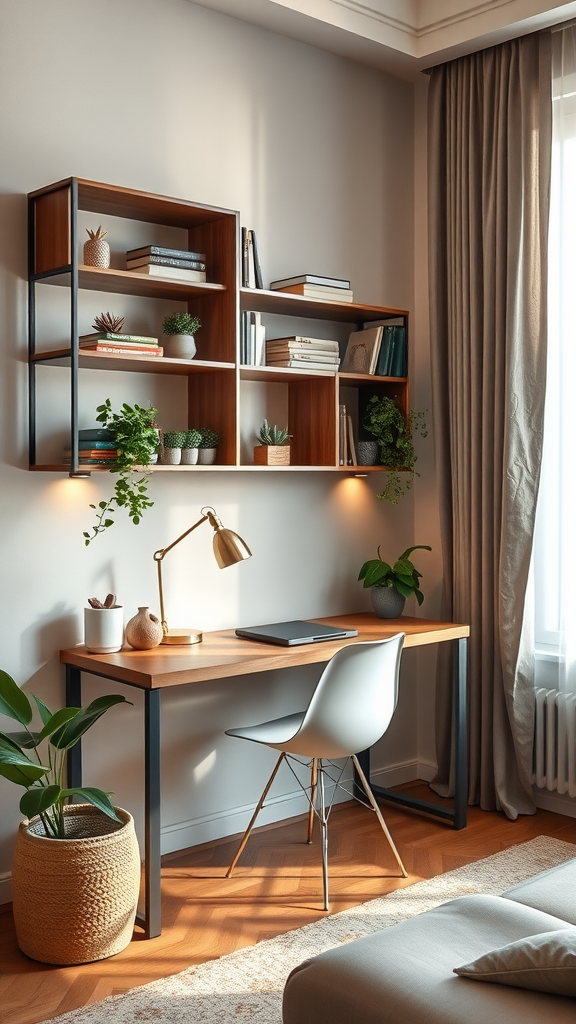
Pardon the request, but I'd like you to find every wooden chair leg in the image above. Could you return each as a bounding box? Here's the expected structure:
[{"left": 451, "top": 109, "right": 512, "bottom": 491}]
[
  {"left": 307, "top": 757, "right": 318, "bottom": 843},
  {"left": 226, "top": 753, "right": 285, "bottom": 877},
  {"left": 351, "top": 754, "right": 407, "bottom": 878},
  {"left": 319, "top": 761, "right": 329, "bottom": 911}
]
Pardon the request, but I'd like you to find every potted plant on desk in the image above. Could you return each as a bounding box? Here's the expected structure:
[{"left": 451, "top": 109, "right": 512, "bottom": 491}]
[
  {"left": 0, "top": 669, "right": 139, "bottom": 964},
  {"left": 358, "top": 544, "right": 431, "bottom": 618}
]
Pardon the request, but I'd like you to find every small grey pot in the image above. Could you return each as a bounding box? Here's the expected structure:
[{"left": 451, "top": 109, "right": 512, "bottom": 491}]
[
  {"left": 370, "top": 586, "right": 406, "bottom": 619},
  {"left": 356, "top": 440, "right": 379, "bottom": 466},
  {"left": 180, "top": 447, "right": 199, "bottom": 465},
  {"left": 198, "top": 448, "right": 217, "bottom": 465},
  {"left": 160, "top": 447, "right": 181, "bottom": 465}
]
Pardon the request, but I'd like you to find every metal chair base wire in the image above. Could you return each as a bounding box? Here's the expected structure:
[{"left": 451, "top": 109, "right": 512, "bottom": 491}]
[{"left": 226, "top": 753, "right": 407, "bottom": 910}]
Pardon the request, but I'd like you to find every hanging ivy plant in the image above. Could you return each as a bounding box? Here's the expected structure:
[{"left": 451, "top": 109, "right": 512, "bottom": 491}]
[
  {"left": 362, "top": 395, "right": 427, "bottom": 504},
  {"left": 83, "top": 400, "right": 159, "bottom": 545}
]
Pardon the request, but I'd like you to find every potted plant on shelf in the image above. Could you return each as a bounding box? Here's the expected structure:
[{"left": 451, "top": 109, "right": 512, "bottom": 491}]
[
  {"left": 254, "top": 419, "right": 292, "bottom": 466},
  {"left": 362, "top": 395, "right": 427, "bottom": 503},
  {"left": 181, "top": 427, "right": 202, "bottom": 465},
  {"left": 162, "top": 311, "right": 201, "bottom": 360},
  {"left": 83, "top": 400, "right": 159, "bottom": 545},
  {"left": 161, "top": 430, "right": 186, "bottom": 465},
  {"left": 0, "top": 669, "right": 138, "bottom": 965},
  {"left": 358, "top": 544, "right": 431, "bottom": 618},
  {"left": 198, "top": 427, "right": 220, "bottom": 465}
]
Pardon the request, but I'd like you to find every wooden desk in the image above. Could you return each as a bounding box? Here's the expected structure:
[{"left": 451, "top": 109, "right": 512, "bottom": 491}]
[{"left": 61, "top": 613, "right": 469, "bottom": 938}]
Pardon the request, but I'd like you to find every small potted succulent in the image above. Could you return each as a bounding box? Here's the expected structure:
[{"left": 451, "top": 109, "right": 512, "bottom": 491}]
[
  {"left": 198, "top": 427, "right": 220, "bottom": 465},
  {"left": 180, "top": 427, "right": 203, "bottom": 465},
  {"left": 358, "top": 544, "right": 431, "bottom": 618},
  {"left": 161, "top": 430, "right": 186, "bottom": 465},
  {"left": 254, "top": 419, "right": 292, "bottom": 466},
  {"left": 162, "top": 312, "right": 201, "bottom": 360}
]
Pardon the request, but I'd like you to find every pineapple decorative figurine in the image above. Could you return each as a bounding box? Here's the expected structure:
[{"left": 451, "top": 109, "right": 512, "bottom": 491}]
[
  {"left": 84, "top": 226, "right": 110, "bottom": 268},
  {"left": 254, "top": 419, "right": 292, "bottom": 466}
]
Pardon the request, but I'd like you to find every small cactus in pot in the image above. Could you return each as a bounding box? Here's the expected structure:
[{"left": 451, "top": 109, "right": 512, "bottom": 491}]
[
  {"left": 162, "top": 312, "right": 201, "bottom": 360},
  {"left": 198, "top": 427, "right": 220, "bottom": 465},
  {"left": 160, "top": 430, "right": 186, "bottom": 465},
  {"left": 181, "top": 427, "right": 202, "bottom": 465},
  {"left": 254, "top": 419, "right": 292, "bottom": 466}
]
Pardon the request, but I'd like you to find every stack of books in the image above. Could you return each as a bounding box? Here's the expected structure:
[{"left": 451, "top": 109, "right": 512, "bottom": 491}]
[
  {"left": 270, "top": 274, "right": 353, "bottom": 303},
  {"left": 125, "top": 245, "right": 207, "bottom": 283},
  {"left": 63, "top": 429, "right": 118, "bottom": 467},
  {"left": 265, "top": 336, "right": 340, "bottom": 371},
  {"left": 79, "top": 332, "right": 163, "bottom": 357}
]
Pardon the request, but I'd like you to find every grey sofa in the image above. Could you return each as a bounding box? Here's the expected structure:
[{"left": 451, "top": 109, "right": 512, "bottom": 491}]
[{"left": 283, "top": 858, "right": 576, "bottom": 1024}]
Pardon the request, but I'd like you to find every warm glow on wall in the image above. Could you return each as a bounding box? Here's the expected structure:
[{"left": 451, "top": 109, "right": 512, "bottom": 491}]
[{"left": 45, "top": 475, "right": 98, "bottom": 510}]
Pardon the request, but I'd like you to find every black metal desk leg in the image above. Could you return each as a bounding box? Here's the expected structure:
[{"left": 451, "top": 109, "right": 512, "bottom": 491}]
[
  {"left": 143, "top": 688, "right": 162, "bottom": 939},
  {"left": 66, "top": 665, "right": 82, "bottom": 789},
  {"left": 453, "top": 637, "right": 468, "bottom": 830}
]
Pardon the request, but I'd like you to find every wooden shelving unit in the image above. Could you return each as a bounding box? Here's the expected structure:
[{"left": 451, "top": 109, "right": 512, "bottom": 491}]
[{"left": 28, "top": 177, "right": 409, "bottom": 475}]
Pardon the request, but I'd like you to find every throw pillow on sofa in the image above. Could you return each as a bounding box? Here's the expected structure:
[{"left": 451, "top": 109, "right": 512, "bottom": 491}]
[{"left": 454, "top": 927, "right": 576, "bottom": 997}]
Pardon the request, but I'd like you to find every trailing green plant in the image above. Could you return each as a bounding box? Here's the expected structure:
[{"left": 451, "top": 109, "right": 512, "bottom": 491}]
[
  {"left": 358, "top": 544, "right": 431, "bottom": 605},
  {"left": 0, "top": 669, "right": 131, "bottom": 839},
  {"left": 163, "top": 430, "right": 186, "bottom": 449},
  {"left": 257, "top": 419, "right": 291, "bottom": 446},
  {"left": 362, "top": 395, "right": 427, "bottom": 504},
  {"left": 198, "top": 427, "right": 220, "bottom": 448},
  {"left": 83, "top": 400, "right": 158, "bottom": 545},
  {"left": 162, "top": 312, "right": 201, "bottom": 336},
  {"left": 183, "top": 428, "right": 202, "bottom": 449}
]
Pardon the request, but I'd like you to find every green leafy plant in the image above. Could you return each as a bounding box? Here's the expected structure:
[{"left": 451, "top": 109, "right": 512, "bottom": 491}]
[
  {"left": 162, "top": 312, "right": 201, "bottom": 336},
  {"left": 362, "top": 395, "right": 427, "bottom": 504},
  {"left": 83, "top": 400, "right": 159, "bottom": 545},
  {"left": 198, "top": 427, "right": 220, "bottom": 448},
  {"left": 183, "top": 428, "right": 202, "bottom": 449},
  {"left": 358, "top": 544, "right": 431, "bottom": 605},
  {"left": 0, "top": 669, "right": 131, "bottom": 839},
  {"left": 162, "top": 430, "right": 186, "bottom": 449},
  {"left": 257, "top": 419, "right": 291, "bottom": 446}
]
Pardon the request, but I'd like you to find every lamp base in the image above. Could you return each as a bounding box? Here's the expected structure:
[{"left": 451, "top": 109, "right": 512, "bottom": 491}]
[{"left": 160, "top": 628, "right": 203, "bottom": 645}]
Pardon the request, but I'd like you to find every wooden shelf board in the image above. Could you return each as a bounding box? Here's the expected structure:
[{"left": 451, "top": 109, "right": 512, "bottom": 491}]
[
  {"left": 240, "top": 288, "right": 408, "bottom": 323},
  {"left": 39, "top": 266, "right": 226, "bottom": 300},
  {"left": 338, "top": 372, "right": 408, "bottom": 385},
  {"left": 32, "top": 350, "right": 234, "bottom": 375},
  {"left": 29, "top": 463, "right": 385, "bottom": 473},
  {"left": 240, "top": 364, "right": 336, "bottom": 382}
]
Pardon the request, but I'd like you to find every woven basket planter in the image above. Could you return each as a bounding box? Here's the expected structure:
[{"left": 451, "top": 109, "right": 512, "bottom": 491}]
[{"left": 12, "top": 803, "right": 140, "bottom": 965}]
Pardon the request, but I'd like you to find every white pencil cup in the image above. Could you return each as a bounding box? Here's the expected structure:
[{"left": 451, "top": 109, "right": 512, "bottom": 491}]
[{"left": 84, "top": 606, "right": 124, "bottom": 654}]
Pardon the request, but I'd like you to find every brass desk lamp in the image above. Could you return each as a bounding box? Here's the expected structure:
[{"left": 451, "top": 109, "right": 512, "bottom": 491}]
[{"left": 153, "top": 506, "right": 251, "bottom": 645}]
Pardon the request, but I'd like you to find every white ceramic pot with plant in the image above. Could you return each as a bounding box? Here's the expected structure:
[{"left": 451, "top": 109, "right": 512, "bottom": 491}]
[
  {"left": 253, "top": 419, "right": 292, "bottom": 465},
  {"left": 180, "top": 428, "right": 202, "bottom": 465},
  {"left": 0, "top": 669, "right": 138, "bottom": 965},
  {"left": 357, "top": 544, "right": 431, "bottom": 618},
  {"left": 161, "top": 430, "right": 185, "bottom": 465},
  {"left": 84, "top": 592, "right": 124, "bottom": 653},
  {"left": 162, "top": 312, "right": 201, "bottom": 360},
  {"left": 198, "top": 428, "right": 220, "bottom": 465}
]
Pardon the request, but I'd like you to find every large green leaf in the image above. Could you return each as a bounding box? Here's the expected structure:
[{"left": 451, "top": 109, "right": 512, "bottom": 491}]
[
  {"left": 50, "top": 695, "right": 130, "bottom": 750},
  {"left": 33, "top": 695, "right": 53, "bottom": 726},
  {"left": 361, "top": 561, "right": 392, "bottom": 588},
  {"left": 3, "top": 729, "right": 43, "bottom": 749},
  {"left": 60, "top": 787, "right": 121, "bottom": 822},
  {"left": 20, "top": 785, "right": 61, "bottom": 819},
  {"left": 0, "top": 735, "right": 49, "bottom": 784},
  {"left": 36, "top": 707, "right": 81, "bottom": 743},
  {"left": 0, "top": 670, "right": 32, "bottom": 725}
]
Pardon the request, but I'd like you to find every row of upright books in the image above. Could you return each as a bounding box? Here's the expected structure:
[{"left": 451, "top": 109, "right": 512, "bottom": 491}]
[
  {"left": 125, "top": 244, "right": 207, "bottom": 283},
  {"left": 341, "top": 323, "right": 407, "bottom": 378},
  {"left": 270, "top": 274, "right": 353, "bottom": 303}
]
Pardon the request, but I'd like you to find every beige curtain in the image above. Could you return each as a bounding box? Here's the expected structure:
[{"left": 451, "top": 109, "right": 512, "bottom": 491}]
[{"left": 428, "top": 32, "right": 552, "bottom": 818}]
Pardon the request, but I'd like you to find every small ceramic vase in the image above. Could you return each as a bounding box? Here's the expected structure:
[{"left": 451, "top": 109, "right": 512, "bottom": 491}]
[
  {"left": 198, "top": 447, "right": 217, "bottom": 465},
  {"left": 125, "top": 607, "right": 164, "bottom": 650},
  {"left": 84, "top": 606, "right": 124, "bottom": 653},
  {"left": 164, "top": 334, "right": 196, "bottom": 360},
  {"left": 180, "top": 447, "right": 199, "bottom": 465},
  {"left": 370, "top": 586, "right": 406, "bottom": 619},
  {"left": 356, "top": 440, "right": 379, "bottom": 466}
]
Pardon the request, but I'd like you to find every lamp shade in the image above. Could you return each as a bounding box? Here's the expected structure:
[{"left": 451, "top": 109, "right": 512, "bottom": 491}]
[{"left": 212, "top": 525, "right": 252, "bottom": 568}]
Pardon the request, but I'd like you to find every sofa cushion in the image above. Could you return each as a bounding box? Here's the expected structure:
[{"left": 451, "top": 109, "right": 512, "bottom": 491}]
[
  {"left": 502, "top": 856, "right": 576, "bottom": 924},
  {"left": 283, "top": 894, "right": 575, "bottom": 1024},
  {"left": 454, "top": 927, "right": 576, "bottom": 997}
]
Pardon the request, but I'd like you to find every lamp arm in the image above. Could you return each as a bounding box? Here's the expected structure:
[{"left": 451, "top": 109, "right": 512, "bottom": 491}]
[{"left": 152, "top": 513, "right": 210, "bottom": 632}]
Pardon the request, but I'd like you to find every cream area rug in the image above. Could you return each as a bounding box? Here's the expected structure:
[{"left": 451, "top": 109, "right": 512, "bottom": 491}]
[{"left": 45, "top": 835, "right": 575, "bottom": 1024}]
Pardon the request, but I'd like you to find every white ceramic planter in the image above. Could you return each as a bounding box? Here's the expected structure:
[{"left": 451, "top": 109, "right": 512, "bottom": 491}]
[
  {"left": 84, "top": 606, "right": 124, "bottom": 653},
  {"left": 198, "top": 447, "right": 217, "bottom": 465},
  {"left": 180, "top": 447, "right": 199, "bottom": 465},
  {"left": 164, "top": 334, "right": 196, "bottom": 359},
  {"left": 160, "top": 447, "right": 182, "bottom": 465}
]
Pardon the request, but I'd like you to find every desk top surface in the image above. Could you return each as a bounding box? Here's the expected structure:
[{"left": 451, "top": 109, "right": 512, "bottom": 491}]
[{"left": 60, "top": 613, "right": 469, "bottom": 690}]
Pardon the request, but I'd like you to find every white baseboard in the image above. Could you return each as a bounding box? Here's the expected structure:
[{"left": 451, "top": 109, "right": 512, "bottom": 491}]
[{"left": 533, "top": 788, "right": 576, "bottom": 819}]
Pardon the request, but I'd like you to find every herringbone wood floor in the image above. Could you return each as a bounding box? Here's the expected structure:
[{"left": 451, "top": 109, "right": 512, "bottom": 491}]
[{"left": 2, "top": 782, "right": 576, "bottom": 1024}]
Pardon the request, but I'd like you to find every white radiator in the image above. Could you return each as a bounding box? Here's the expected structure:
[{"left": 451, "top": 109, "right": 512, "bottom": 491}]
[{"left": 533, "top": 688, "right": 576, "bottom": 797}]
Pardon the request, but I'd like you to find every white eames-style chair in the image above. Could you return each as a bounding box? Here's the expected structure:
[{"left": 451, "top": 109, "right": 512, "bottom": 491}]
[{"left": 225, "top": 633, "right": 408, "bottom": 910}]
